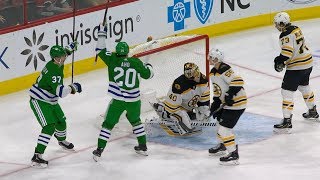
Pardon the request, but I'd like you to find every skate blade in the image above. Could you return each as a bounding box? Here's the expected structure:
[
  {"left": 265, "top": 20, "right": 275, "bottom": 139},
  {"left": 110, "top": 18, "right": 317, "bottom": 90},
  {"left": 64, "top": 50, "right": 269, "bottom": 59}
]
[
  {"left": 304, "top": 117, "right": 320, "bottom": 122},
  {"left": 273, "top": 128, "right": 292, "bottom": 134},
  {"left": 209, "top": 151, "right": 227, "bottom": 157},
  {"left": 135, "top": 150, "right": 148, "bottom": 156},
  {"left": 60, "top": 146, "right": 76, "bottom": 152},
  {"left": 219, "top": 160, "right": 240, "bottom": 166},
  {"left": 93, "top": 155, "right": 100, "bottom": 162},
  {"left": 31, "top": 162, "right": 48, "bottom": 168}
]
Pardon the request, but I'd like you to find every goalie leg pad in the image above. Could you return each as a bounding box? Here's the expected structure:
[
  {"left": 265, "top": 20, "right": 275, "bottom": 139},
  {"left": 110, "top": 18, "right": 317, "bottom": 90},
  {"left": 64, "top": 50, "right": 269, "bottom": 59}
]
[{"left": 171, "top": 111, "right": 193, "bottom": 135}]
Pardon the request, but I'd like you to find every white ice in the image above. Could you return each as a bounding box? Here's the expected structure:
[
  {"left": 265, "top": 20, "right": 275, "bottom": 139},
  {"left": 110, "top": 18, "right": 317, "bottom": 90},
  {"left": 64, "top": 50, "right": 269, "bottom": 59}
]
[{"left": 1, "top": 18, "right": 320, "bottom": 180}]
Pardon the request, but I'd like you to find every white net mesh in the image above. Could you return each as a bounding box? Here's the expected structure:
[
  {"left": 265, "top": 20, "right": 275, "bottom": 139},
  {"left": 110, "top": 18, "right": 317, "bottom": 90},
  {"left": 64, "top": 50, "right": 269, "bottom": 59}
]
[{"left": 131, "top": 35, "right": 209, "bottom": 101}]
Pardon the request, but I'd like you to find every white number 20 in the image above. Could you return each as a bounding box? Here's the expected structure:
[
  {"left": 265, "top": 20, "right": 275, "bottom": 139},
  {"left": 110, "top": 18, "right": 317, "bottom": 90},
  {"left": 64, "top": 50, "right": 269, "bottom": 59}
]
[{"left": 114, "top": 67, "right": 137, "bottom": 88}]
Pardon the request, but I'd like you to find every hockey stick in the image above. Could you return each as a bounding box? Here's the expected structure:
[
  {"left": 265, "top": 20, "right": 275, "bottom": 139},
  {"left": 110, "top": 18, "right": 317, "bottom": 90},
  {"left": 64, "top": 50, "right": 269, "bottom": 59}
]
[
  {"left": 145, "top": 118, "right": 217, "bottom": 127},
  {"left": 94, "top": 0, "right": 110, "bottom": 64},
  {"left": 71, "top": 0, "right": 76, "bottom": 83},
  {"left": 208, "top": 103, "right": 226, "bottom": 119}
]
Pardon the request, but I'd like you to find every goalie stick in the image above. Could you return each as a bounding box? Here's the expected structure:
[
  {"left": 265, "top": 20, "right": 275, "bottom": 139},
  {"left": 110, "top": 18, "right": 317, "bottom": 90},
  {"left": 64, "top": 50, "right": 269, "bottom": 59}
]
[{"left": 145, "top": 103, "right": 225, "bottom": 127}]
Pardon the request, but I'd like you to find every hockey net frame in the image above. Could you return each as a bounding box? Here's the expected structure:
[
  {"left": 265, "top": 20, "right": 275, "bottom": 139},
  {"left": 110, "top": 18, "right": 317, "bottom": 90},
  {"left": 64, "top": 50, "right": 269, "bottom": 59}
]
[
  {"left": 131, "top": 34, "right": 210, "bottom": 78},
  {"left": 128, "top": 34, "right": 210, "bottom": 114}
]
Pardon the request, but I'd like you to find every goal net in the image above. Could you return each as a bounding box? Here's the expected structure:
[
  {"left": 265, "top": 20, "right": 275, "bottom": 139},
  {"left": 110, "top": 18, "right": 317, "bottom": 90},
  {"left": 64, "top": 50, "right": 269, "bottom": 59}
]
[{"left": 129, "top": 35, "right": 210, "bottom": 113}]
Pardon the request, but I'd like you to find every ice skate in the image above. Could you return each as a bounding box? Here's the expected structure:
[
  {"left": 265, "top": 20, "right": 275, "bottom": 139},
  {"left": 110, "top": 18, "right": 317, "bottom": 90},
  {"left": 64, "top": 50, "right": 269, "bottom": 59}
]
[
  {"left": 208, "top": 143, "right": 227, "bottom": 156},
  {"left": 219, "top": 146, "right": 239, "bottom": 166},
  {"left": 134, "top": 144, "right": 148, "bottom": 156},
  {"left": 58, "top": 140, "right": 75, "bottom": 151},
  {"left": 31, "top": 153, "right": 48, "bottom": 168},
  {"left": 303, "top": 105, "right": 319, "bottom": 121},
  {"left": 273, "top": 116, "right": 292, "bottom": 134},
  {"left": 92, "top": 148, "right": 104, "bottom": 162}
]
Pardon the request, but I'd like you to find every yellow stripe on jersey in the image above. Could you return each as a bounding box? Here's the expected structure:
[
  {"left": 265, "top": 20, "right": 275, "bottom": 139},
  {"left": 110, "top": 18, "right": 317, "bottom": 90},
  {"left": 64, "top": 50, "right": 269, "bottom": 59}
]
[
  {"left": 287, "top": 55, "right": 313, "bottom": 68},
  {"left": 209, "top": 72, "right": 221, "bottom": 77},
  {"left": 182, "top": 88, "right": 192, "bottom": 95},
  {"left": 281, "top": 48, "right": 293, "bottom": 58},
  {"left": 230, "top": 77, "right": 244, "bottom": 86},
  {"left": 282, "top": 45, "right": 294, "bottom": 51},
  {"left": 196, "top": 83, "right": 208, "bottom": 87},
  {"left": 200, "top": 94, "right": 210, "bottom": 101},
  {"left": 164, "top": 101, "right": 180, "bottom": 113},
  {"left": 232, "top": 96, "right": 247, "bottom": 107}
]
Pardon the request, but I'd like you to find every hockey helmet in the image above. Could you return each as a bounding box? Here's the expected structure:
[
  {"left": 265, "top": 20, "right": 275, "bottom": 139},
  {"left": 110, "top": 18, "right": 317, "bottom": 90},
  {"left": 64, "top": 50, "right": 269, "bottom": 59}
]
[
  {"left": 50, "top": 45, "right": 67, "bottom": 59},
  {"left": 208, "top": 48, "right": 224, "bottom": 63},
  {"left": 184, "top": 62, "right": 200, "bottom": 79},
  {"left": 274, "top": 12, "right": 291, "bottom": 32},
  {"left": 116, "top": 42, "right": 129, "bottom": 56}
]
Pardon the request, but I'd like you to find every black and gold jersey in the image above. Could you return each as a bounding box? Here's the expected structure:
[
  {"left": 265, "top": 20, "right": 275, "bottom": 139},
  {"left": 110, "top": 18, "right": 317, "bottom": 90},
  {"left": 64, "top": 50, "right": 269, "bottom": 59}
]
[
  {"left": 163, "top": 73, "right": 210, "bottom": 113},
  {"left": 209, "top": 63, "right": 247, "bottom": 110},
  {"left": 279, "top": 25, "right": 313, "bottom": 70}
]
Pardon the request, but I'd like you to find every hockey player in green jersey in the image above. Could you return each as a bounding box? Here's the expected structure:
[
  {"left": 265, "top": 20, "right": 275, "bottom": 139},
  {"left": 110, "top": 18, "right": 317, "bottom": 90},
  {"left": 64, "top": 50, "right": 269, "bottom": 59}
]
[
  {"left": 92, "top": 24, "right": 154, "bottom": 160},
  {"left": 29, "top": 42, "right": 81, "bottom": 168}
]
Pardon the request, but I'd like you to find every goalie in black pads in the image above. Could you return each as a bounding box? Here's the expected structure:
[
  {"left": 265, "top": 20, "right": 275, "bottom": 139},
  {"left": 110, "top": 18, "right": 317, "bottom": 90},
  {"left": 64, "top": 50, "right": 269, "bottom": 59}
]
[
  {"left": 207, "top": 48, "right": 247, "bottom": 165},
  {"left": 152, "top": 62, "right": 210, "bottom": 136}
]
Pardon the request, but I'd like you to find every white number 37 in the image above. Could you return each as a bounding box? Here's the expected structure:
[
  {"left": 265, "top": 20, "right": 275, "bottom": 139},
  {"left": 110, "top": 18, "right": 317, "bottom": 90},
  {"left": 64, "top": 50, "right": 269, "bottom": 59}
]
[{"left": 52, "top": 76, "right": 62, "bottom": 83}]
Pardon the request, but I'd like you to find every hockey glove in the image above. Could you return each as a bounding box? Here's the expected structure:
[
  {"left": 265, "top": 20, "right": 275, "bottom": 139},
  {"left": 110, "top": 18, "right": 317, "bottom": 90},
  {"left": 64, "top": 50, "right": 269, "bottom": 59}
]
[
  {"left": 97, "top": 23, "right": 108, "bottom": 36},
  {"left": 153, "top": 103, "right": 170, "bottom": 119},
  {"left": 195, "top": 106, "right": 210, "bottom": 121},
  {"left": 211, "top": 97, "right": 222, "bottom": 120},
  {"left": 96, "top": 23, "right": 107, "bottom": 54},
  {"left": 65, "top": 42, "right": 78, "bottom": 55},
  {"left": 69, "top": 82, "right": 82, "bottom": 94},
  {"left": 224, "top": 93, "right": 234, "bottom": 106},
  {"left": 274, "top": 55, "right": 287, "bottom": 72}
]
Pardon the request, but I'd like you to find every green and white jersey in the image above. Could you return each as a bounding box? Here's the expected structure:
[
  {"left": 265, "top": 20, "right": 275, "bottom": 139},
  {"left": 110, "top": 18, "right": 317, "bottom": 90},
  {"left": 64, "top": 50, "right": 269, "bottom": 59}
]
[
  {"left": 98, "top": 49, "right": 154, "bottom": 102},
  {"left": 29, "top": 60, "right": 72, "bottom": 104}
]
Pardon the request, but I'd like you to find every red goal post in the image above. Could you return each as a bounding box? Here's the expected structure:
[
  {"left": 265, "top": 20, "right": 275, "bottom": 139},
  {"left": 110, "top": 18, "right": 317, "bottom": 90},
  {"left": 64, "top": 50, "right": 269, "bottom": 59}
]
[{"left": 131, "top": 34, "right": 210, "bottom": 78}]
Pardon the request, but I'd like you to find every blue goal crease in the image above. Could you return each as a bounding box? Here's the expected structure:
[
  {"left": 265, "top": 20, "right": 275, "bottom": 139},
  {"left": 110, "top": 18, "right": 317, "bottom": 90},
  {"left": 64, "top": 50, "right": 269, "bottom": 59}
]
[{"left": 146, "top": 112, "right": 279, "bottom": 151}]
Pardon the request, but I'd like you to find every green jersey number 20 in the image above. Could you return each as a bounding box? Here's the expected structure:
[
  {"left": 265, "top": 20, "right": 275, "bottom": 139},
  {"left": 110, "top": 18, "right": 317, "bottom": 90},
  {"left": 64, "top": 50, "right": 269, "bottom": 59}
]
[{"left": 114, "top": 67, "right": 137, "bottom": 88}]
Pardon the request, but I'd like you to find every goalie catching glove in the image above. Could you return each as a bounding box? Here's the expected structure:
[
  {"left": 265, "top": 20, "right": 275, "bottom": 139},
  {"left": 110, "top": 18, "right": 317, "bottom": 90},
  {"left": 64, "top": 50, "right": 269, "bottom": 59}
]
[{"left": 195, "top": 106, "right": 210, "bottom": 121}]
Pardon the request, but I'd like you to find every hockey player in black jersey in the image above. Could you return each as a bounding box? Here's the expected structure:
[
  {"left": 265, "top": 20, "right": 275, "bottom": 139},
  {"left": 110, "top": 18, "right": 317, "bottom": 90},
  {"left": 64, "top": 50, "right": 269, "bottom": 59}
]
[
  {"left": 273, "top": 12, "right": 318, "bottom": 133},
  {"left": 207, "top": 48, "right": 247, "bottom": 165}
]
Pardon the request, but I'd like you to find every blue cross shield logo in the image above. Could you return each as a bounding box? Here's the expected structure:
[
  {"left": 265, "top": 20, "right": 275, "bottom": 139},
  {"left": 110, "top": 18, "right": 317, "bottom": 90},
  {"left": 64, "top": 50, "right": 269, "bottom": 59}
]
[
  {"left": 168, "top": 0, "right": 191, "bottom": 31},
  {"left": 194, "top": 0, "right": 214, "bottom": 24}
]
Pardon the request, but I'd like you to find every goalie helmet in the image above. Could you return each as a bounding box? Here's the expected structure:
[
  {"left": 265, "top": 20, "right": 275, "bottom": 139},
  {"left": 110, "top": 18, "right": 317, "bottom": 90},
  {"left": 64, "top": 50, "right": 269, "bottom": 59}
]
[
  {"left": 116, "top": 42, "right": 129, "bottom": 56},
  {"left": 274, "top": 12, "right": 291, "bottom": 32},
  {"left": 184, "top": 62, "right": 200, "bottom": 79},
  {"left": 208, "top": 48, "right": 224, "bottom": 66}
]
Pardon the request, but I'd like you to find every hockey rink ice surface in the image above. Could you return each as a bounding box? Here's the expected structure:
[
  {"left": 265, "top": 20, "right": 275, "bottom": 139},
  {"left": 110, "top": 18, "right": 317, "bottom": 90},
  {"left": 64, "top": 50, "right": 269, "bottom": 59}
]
[{"left": 1, "top": 18, "right": 320, "bottom": 180}]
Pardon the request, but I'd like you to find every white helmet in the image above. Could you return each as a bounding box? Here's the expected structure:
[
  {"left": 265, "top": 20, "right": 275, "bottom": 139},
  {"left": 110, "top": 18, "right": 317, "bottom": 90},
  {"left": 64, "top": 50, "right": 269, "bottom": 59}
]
[
  {"left": 274, "top": 12, "right": 290, "bottom": 32},
  {"left": 208, "top": 48, "right": 224, "bottom": 62}
]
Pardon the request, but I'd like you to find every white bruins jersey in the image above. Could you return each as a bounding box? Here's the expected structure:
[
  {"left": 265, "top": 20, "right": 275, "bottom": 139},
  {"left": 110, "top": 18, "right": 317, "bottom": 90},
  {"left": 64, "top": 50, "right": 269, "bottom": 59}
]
[
  {"left": 209, "top": 63, "right": 247, "bottom": 110},
  {"left": 279, "top": 25, "right": 313, "bottom": 70},
  {"left": 163, "top": 73, "right": 210, "bottom": 113}
]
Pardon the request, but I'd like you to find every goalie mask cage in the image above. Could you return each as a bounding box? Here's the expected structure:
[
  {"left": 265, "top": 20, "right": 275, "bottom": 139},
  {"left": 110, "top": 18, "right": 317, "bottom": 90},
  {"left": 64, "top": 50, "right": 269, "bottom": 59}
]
[{"left": 130, "top": 34, "right": 210, "bottom": 101}]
